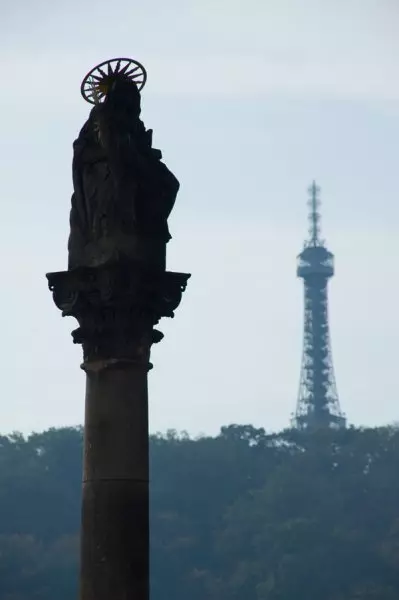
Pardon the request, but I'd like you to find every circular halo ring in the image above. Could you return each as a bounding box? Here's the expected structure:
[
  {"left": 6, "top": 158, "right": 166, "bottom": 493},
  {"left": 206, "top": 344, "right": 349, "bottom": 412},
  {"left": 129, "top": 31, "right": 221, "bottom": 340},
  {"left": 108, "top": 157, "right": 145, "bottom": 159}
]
[{"left": 81, "top": 57, "right": 147, "bottom": 105}]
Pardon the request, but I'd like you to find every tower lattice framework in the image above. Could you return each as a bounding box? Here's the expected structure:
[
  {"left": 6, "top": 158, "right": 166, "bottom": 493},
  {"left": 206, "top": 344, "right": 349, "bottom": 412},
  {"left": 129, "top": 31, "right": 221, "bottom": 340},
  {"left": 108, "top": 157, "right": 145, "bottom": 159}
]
[{"left": 294, "top": 182, "right": 346, "bottom": 429}]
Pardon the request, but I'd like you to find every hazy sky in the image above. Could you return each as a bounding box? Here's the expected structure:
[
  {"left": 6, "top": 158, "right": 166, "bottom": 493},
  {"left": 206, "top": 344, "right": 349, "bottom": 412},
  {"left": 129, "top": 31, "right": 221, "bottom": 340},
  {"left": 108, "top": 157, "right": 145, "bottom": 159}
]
[{"left": 1, "top": 0, "right": 399, "bottom": 435}]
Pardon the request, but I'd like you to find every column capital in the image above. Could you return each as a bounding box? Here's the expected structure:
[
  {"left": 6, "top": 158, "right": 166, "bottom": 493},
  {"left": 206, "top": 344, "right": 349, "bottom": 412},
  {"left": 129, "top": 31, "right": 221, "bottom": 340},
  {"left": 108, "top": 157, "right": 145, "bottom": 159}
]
[{"left": 46, "top": 261, "right": 190, "bottom": 366}]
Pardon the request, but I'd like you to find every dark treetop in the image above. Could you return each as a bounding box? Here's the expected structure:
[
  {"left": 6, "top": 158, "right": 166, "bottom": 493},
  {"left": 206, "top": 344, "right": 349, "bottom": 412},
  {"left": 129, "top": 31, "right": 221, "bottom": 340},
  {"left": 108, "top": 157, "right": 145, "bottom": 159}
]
[{"left": 68, "top": 77, "right": 179, "bottom": 271}]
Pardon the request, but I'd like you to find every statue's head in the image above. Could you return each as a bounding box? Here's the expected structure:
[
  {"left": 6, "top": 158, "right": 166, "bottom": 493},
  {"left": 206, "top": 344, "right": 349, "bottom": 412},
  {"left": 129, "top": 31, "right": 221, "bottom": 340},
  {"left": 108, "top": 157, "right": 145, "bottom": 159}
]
[
  {"left": 105, "top": 76, "right": 141, "bottom": 115},
  {"left": 81, "top": 59, "right": 147, "bottom": 113}
]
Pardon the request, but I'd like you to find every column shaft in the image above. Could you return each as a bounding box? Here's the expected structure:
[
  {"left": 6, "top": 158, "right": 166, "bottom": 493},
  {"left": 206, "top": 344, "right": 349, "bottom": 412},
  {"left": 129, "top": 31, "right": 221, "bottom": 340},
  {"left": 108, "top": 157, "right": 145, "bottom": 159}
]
[{"left": 79, "top": 362, "right": 149, "bottom": 600}]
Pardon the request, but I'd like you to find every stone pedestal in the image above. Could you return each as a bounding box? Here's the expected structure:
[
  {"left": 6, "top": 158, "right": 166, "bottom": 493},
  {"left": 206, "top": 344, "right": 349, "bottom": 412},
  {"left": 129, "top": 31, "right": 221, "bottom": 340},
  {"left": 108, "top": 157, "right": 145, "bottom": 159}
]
[{"left": 47, "top": 262, "right": 189, "bottom": 600}]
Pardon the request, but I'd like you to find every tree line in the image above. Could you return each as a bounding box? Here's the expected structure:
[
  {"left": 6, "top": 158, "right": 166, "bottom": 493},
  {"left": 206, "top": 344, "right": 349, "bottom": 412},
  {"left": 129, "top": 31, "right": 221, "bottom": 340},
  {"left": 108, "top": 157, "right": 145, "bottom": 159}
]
[{"left": 0, "top": 424, "right": 399, "bottom": 598}]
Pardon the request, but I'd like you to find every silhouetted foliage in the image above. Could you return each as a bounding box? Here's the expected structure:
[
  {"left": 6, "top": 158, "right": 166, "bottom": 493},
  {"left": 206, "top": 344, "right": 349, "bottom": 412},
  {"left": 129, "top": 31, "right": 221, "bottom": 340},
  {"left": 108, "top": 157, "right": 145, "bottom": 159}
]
[{"left": 0, "top": 424, "right": 399, "bottom": 598}]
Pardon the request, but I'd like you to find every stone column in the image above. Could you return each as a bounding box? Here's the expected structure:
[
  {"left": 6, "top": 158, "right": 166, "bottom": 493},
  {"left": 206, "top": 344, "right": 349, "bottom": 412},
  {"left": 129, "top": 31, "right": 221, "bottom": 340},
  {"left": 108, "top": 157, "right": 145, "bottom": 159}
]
[{"left": 47, "top": 263, "right": 189, "bottom": 599}]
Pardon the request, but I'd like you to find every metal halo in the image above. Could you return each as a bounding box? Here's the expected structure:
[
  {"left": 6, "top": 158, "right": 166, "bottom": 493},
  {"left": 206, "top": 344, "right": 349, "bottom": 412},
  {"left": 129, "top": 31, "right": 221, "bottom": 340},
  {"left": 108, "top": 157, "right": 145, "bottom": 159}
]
[{"left": 81, "top": 58, "right": 147, "bottom": 105}]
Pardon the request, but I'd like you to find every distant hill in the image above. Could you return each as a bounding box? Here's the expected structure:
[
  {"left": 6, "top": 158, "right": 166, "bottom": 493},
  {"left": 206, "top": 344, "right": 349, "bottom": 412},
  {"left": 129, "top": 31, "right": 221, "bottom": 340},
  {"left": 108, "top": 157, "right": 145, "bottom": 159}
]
[{"left": 0, "top": 424, "right": 398, "bottom": 599}]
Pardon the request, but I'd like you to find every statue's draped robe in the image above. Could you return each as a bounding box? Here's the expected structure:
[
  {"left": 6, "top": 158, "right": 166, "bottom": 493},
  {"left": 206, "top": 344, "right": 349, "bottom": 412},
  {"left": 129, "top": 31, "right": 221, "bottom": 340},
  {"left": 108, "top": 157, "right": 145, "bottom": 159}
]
[{"left": 68, "top": 82, "right": 179, "bottom": 271}]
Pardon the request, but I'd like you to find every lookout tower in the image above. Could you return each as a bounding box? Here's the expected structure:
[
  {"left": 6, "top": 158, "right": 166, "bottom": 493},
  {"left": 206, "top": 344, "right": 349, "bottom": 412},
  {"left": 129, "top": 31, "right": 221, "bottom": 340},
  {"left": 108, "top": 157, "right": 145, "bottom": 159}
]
[{"left": 294, "top": 181, "right": 346, "bottom": 430}]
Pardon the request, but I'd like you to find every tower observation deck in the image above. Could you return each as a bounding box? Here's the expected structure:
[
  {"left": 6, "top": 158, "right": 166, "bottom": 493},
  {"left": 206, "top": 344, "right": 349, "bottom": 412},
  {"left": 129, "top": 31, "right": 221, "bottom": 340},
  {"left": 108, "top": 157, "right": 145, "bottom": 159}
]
[{"left": 293, "top": 182, "right": 346, "bottom": 430}]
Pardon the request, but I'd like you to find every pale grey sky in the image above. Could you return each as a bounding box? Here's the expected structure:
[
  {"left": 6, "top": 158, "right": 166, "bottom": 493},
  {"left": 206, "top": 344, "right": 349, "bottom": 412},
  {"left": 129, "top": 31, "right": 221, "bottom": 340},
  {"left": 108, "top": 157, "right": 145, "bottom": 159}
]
[{"left": 1, "top": 0, "right": 399, "bottom": 435}]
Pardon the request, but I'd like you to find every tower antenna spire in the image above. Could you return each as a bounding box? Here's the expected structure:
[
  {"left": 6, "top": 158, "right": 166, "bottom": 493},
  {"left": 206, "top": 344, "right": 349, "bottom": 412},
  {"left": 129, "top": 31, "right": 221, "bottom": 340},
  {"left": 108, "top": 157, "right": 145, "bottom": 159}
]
[{"left": 308, "top": 180, "right": 321, "bottom": 246}]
